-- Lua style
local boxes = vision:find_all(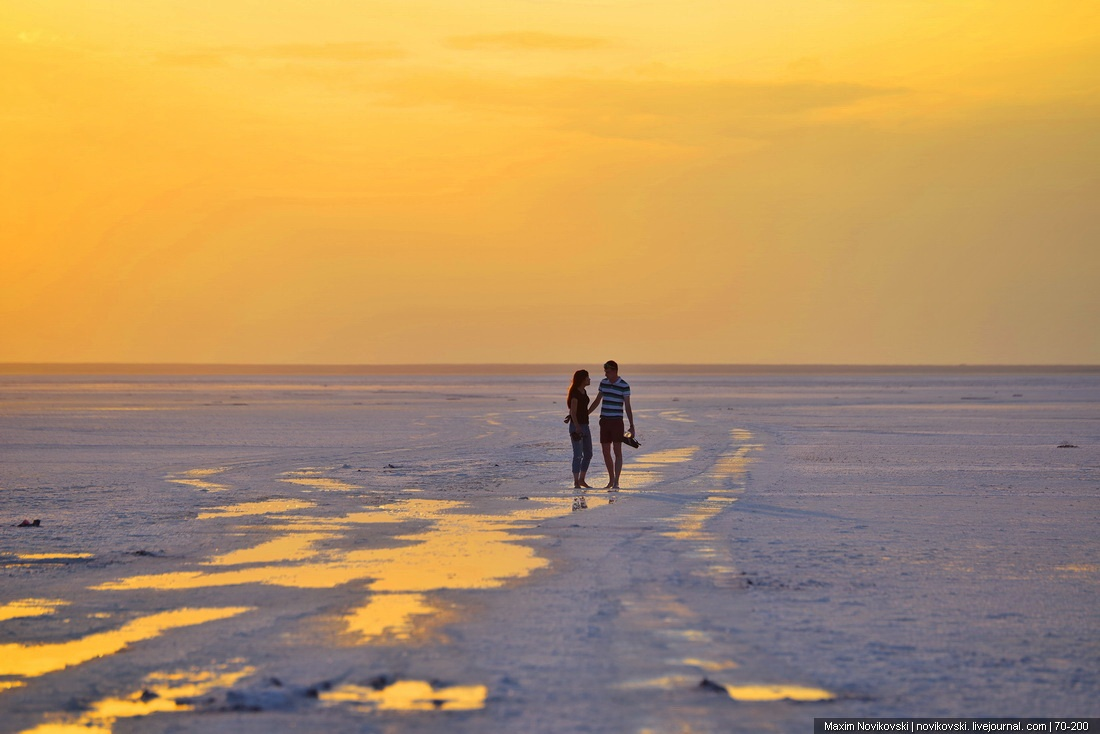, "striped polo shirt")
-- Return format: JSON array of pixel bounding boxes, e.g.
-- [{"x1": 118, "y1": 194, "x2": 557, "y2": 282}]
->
[{"x1": 599, "y1": 377, "x2": 630, "y2": 419}]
